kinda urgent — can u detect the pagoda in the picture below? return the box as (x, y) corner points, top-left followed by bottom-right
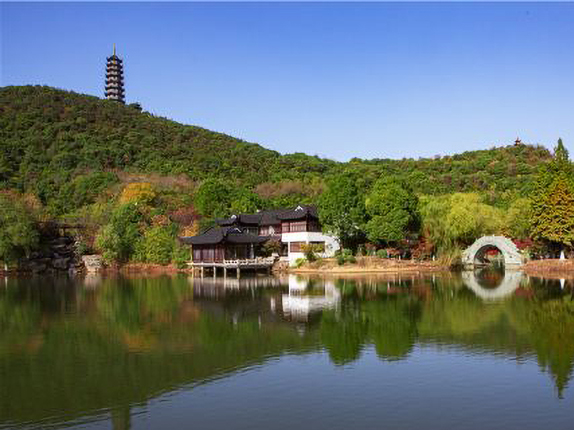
(105, 44), (125, 103)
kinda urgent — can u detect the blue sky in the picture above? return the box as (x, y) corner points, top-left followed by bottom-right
(2, 2), (573, 161)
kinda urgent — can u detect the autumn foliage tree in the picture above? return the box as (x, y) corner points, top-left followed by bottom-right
(530, 139), (574, 254)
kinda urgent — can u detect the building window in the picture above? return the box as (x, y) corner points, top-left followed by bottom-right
(260, 225), (280, 236)
(308, 220), (321, 232)
(290, 242), (305, 253)
(282, 220), (321, 233)
(285, 221), (307, 232)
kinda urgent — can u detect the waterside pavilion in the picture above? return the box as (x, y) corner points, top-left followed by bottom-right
(179, 226), (274, 277)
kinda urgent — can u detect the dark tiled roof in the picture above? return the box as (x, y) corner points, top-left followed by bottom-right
(179, 226), (268, 246)
(215, 205), (318, 227)
(276, 205), (318, 220)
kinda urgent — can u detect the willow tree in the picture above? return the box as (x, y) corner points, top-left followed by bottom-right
(530, 139), (574, 254)
(419, 193), (503, 256)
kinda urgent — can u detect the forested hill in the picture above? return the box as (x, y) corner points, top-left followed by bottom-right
(1, 85), (552, 205)
(0, 85), (336, 189)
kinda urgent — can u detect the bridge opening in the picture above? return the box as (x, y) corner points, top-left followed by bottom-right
(473, 245), (505, 268)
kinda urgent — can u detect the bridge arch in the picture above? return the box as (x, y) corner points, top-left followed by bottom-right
(462, 235), (524, 269)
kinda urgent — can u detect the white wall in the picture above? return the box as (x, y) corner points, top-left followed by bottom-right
(281, 232), (340, 266)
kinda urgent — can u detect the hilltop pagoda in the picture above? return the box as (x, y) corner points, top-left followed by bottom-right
(105, 45), (125, 103)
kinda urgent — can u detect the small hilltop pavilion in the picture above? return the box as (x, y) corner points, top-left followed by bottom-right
(180, 205), (340, 274)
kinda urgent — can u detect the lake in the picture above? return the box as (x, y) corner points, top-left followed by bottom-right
(0, 270), (573, 430)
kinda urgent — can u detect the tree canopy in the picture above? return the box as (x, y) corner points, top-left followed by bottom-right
(365, 178), (419, 244)
(318, 172), (368, 249)
(530, 139), (574, 252)
(0, 194), (39, 264)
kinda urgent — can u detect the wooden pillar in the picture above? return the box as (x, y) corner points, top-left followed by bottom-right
(213, 266), (217, 277)
(224, 267), (227, 277)
(237, 267), (241, 279)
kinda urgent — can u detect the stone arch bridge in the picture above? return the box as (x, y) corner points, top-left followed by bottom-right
(462, 235), (524, 269)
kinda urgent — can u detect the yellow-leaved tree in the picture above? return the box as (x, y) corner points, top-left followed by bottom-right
(119, 183), (156, 205)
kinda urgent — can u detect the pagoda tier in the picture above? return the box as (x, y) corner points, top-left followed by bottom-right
(104, 49), (125, 103)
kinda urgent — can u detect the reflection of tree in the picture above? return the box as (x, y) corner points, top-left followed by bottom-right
(527, 297), (574, 398)
(0, 277), (316, 428)
(320, 305), (366, 365)
(364, 299), (421, 361)
(418, 291), (504, 339)
(1, 273), (574, 429)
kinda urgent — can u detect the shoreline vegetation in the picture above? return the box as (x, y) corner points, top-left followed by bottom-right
(3, 258), (571, 280)
(1, 87), (573, 275)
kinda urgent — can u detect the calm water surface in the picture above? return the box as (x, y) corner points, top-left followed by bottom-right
(0, 270), (573, 429)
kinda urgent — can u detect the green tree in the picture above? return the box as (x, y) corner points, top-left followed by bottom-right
(365, 178), (419, 244)
(504, 197), (532, 240)
(194, 179), (261, 219)
(0, 195), (39, 265)
(318, 172), (367, 249)
(530, 139), (574, 252)
(95, 203), (144, 262)
(141, 225), (177, 265)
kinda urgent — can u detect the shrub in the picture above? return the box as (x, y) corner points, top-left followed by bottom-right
(141, 225), (175, 265)
(173, 244), (190, 268)
(337, 255), (346, 266)
(301, 243), (323, 263)
(263, 239), (282, 256)
(294, 257), (307, 268)
(376, 249), (388, 258)
(0, 194), (39, 264)
(95, 203), (143, 262)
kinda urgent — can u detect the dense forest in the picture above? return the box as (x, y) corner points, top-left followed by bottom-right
(0, 85), (572, 266)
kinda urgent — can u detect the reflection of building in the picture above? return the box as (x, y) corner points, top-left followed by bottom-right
(281, 275), (340, 321)
(181, 205), (339, 267)
(189, 275), (286, 298)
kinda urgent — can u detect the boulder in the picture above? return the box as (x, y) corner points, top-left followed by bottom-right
(52, 257), (70, 270)
(82, 255), (103, 273)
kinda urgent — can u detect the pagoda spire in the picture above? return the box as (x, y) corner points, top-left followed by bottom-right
(105, 45), (125, 103)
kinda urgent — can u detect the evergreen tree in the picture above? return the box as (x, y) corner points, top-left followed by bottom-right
(530, 139), (574, 253)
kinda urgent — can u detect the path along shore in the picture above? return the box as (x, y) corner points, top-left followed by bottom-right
(289, 257), (449, 274)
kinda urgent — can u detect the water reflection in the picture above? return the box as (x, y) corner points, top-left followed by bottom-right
(282, 275), (341, 321)
(462, 269), (524, 301)
(0, 273), (573, 429)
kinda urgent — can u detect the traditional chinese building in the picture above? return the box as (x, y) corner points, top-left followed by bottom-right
(180, 205), (340, 267)
(105, 45), (125, 103)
